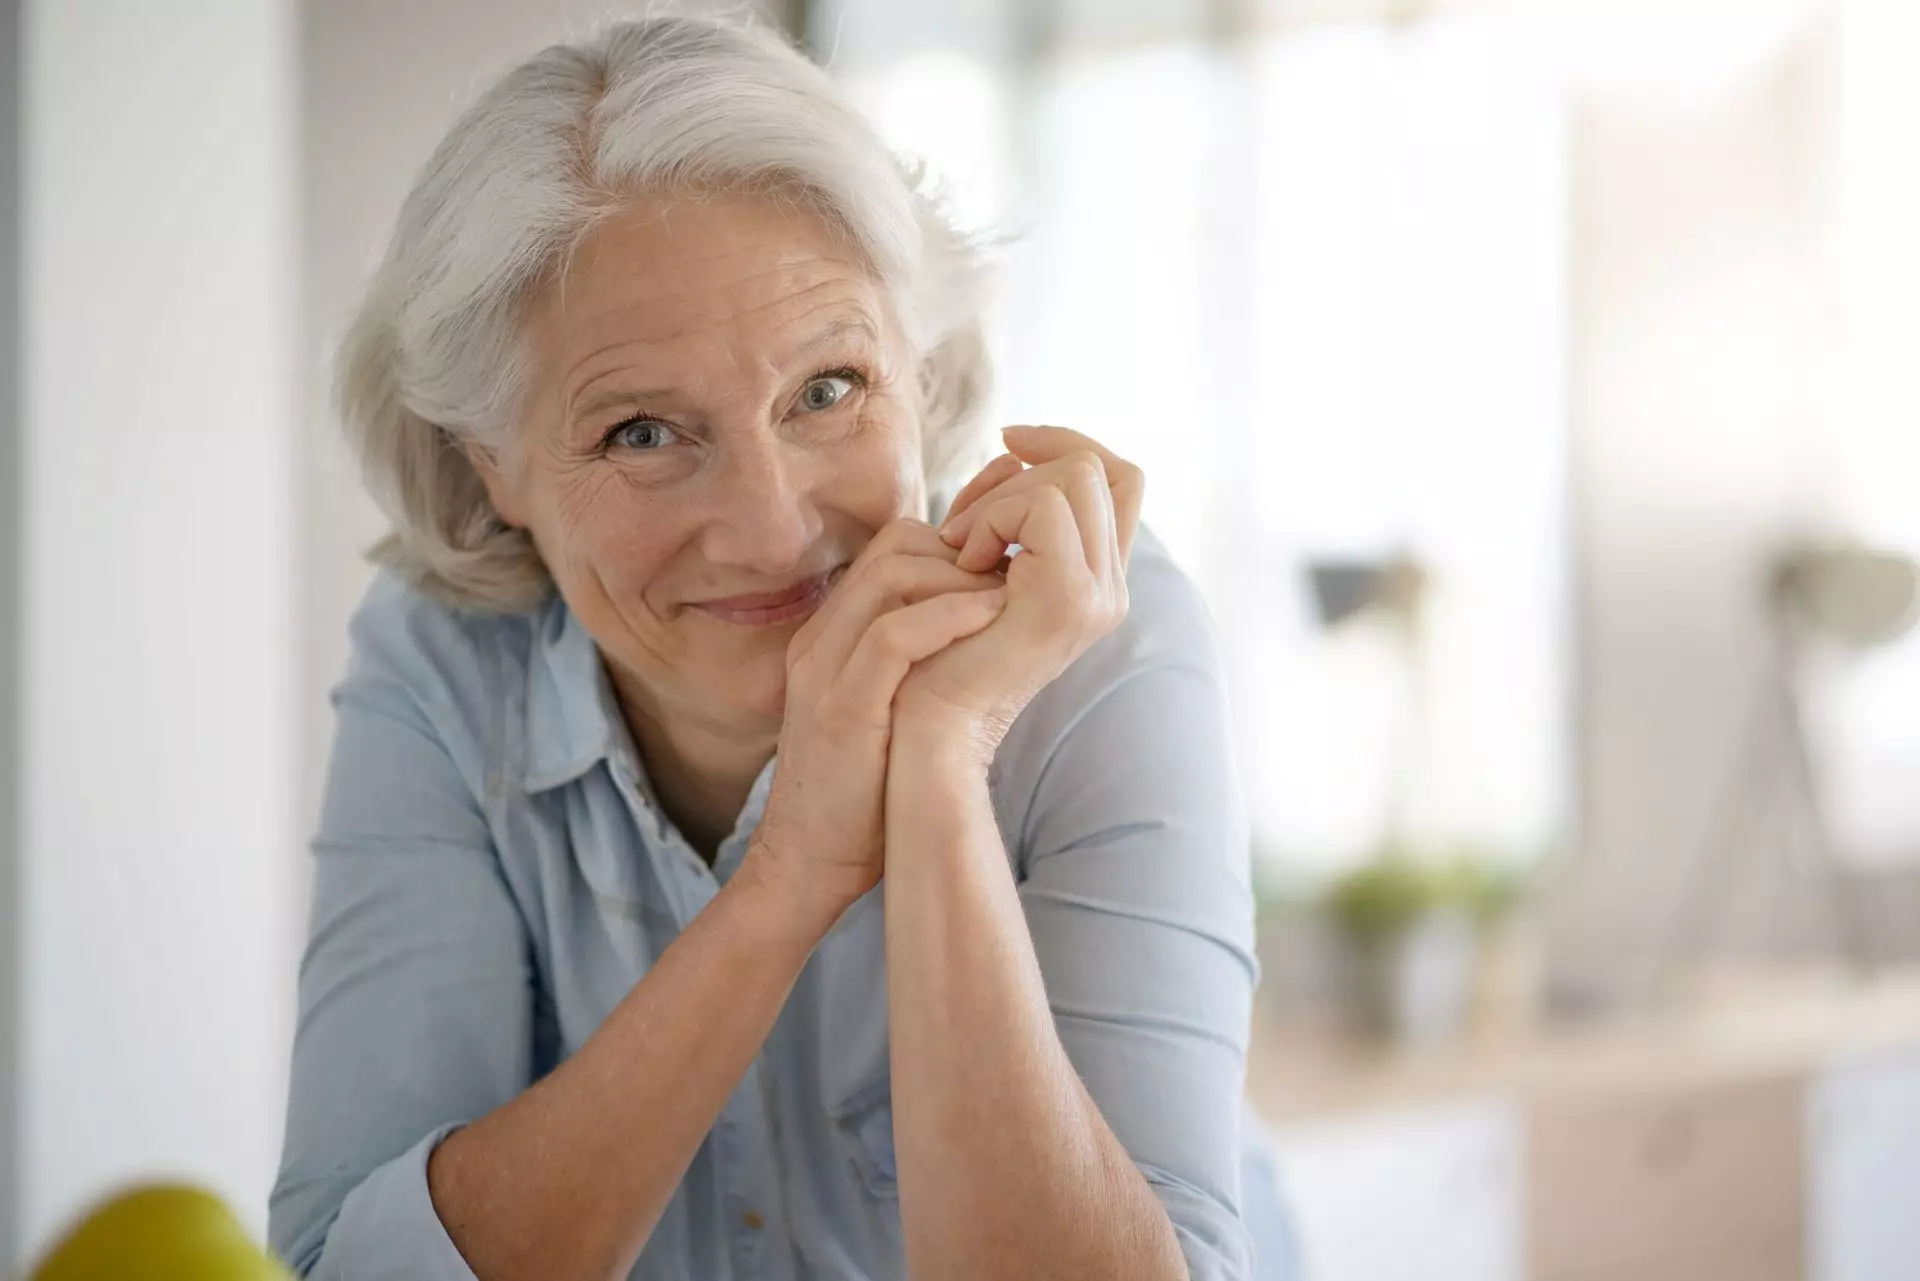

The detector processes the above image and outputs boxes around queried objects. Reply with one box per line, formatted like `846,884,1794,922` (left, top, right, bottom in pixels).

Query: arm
427,523,1004,1281
882,723,1195,1281
887,429,1256,1279
275,528,1004,1281
423,857,836,1279
999,653,1257,1279
269,599,843,1281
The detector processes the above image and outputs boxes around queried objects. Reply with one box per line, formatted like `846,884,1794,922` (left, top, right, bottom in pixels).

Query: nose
698,428,821,574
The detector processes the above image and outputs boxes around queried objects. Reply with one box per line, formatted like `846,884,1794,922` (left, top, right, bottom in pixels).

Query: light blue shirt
269,526,1271,1280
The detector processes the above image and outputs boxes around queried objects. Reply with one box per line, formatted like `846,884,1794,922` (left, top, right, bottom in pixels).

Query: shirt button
741,1210,764,1231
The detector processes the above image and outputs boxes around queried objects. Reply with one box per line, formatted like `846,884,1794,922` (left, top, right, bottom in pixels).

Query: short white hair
338,11,993,610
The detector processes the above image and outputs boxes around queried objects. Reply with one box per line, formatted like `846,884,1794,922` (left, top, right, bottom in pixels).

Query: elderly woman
270,14,1286,1281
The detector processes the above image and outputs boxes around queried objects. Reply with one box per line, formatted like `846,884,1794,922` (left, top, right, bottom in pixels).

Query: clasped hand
743,425,1143,918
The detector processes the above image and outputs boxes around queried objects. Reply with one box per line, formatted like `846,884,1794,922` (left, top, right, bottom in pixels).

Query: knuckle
814,698,855,736
883,515,935,549
847,552,901,595
874,554,930,595
855,519,917,566
863,555,905,589
1067,449,1107,481
871,613,910,656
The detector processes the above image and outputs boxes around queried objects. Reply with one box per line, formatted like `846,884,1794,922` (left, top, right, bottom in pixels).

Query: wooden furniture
1246,973,1920,1281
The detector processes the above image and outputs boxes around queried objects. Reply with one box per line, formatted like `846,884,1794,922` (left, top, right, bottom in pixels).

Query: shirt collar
523,595,619,793
521,597,785,834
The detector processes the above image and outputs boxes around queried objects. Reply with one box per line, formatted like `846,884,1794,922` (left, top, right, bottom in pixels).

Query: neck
608,667,778,865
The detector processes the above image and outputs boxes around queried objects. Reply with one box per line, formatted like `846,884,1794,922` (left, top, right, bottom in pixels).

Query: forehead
525,193,889,379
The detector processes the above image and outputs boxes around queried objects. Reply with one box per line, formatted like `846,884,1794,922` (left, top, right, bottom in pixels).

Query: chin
727,646,792,723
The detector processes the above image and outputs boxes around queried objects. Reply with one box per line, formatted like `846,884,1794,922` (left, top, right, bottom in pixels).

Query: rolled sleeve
303,1124,476,1281
1010,564,1260,1280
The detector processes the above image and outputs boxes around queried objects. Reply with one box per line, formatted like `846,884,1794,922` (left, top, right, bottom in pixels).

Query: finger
941,452,1025,528
938,455,1072,542
788,518,954,664
999,425,1144,566
793,553,1001,679
955,485,1091,591
941,453,1114,576
835,587,1008,724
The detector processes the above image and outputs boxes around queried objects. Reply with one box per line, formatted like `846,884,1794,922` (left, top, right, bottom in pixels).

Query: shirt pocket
830,1074,903,1259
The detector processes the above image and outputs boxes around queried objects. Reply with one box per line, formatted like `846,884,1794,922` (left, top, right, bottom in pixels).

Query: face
474,193,926,734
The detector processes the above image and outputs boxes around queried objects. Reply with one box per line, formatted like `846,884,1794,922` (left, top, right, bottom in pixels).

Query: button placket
716,1080,769,1280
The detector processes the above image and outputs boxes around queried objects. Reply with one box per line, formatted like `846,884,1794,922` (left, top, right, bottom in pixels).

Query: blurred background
3,0,1919,1277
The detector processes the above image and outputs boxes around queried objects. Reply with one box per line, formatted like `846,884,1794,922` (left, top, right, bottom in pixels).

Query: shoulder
991,526,1233,801
1100,523,1225,675
337,571,543,768
1026,523,1226,726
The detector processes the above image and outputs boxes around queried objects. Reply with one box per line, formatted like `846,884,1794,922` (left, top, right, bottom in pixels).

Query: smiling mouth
691,566,845,627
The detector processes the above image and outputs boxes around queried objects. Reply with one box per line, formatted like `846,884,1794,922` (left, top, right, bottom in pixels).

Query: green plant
1323,857,1436,944
1430,853,1527,929
1322,847,1530,944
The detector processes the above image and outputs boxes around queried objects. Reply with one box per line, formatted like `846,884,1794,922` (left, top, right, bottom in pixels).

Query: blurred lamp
1306,554,1433,848
1771,543,1919,648
1651,539,1919,991
1309,555,1428,630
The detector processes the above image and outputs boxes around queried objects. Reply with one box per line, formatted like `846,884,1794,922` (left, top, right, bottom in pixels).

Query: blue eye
796,373,857,414
604,418,679,452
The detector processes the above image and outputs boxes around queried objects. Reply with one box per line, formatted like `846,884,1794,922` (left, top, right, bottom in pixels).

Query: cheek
834,412,927,528
536,470,683,608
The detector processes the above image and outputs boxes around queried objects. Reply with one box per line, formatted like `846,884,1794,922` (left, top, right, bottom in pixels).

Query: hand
891,426,1145,766
742,517,1007,919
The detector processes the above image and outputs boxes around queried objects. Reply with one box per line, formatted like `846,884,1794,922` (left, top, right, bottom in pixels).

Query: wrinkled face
475,193,926,732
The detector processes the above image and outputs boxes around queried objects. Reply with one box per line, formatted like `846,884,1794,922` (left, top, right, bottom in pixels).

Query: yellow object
29,1184,292,1281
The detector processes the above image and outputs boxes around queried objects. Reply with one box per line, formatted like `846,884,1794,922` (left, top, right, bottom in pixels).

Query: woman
270,14,1288,1281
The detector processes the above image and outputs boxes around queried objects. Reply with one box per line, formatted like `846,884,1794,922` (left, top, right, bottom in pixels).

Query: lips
691,568,840,627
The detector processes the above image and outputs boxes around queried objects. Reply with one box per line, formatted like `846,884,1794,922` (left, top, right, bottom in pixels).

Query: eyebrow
789,313,880,363
567,313,883,422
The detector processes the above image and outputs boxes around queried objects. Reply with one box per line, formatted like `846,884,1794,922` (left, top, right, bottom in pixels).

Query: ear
464,438,529,529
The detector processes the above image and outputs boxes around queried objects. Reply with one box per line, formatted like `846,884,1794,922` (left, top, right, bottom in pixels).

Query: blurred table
1245,969,1920,1281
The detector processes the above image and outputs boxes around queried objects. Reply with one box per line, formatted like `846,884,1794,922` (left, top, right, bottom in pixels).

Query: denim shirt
268,525,1263,1281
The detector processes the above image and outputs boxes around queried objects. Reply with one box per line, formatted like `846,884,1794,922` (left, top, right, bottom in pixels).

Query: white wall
17,0,298,1263
1549,10,1857,997
2,0,22,1262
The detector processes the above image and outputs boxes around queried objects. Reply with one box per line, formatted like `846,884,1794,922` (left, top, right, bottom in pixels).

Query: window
823,3,1571,884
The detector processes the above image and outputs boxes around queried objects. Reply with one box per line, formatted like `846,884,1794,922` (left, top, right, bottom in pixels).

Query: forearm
882,733,1187,1281
427,858,838,1281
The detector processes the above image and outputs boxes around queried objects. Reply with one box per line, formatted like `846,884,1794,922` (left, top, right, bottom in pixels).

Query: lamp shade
1307,556,1429,629
1771,543,1920,649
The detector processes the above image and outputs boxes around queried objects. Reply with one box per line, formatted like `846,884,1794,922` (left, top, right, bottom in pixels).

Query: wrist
731,841,857,948
885,728,996,832
889,701,1003,781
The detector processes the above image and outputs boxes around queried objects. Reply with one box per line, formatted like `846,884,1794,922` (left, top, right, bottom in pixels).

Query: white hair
338,10,994,610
